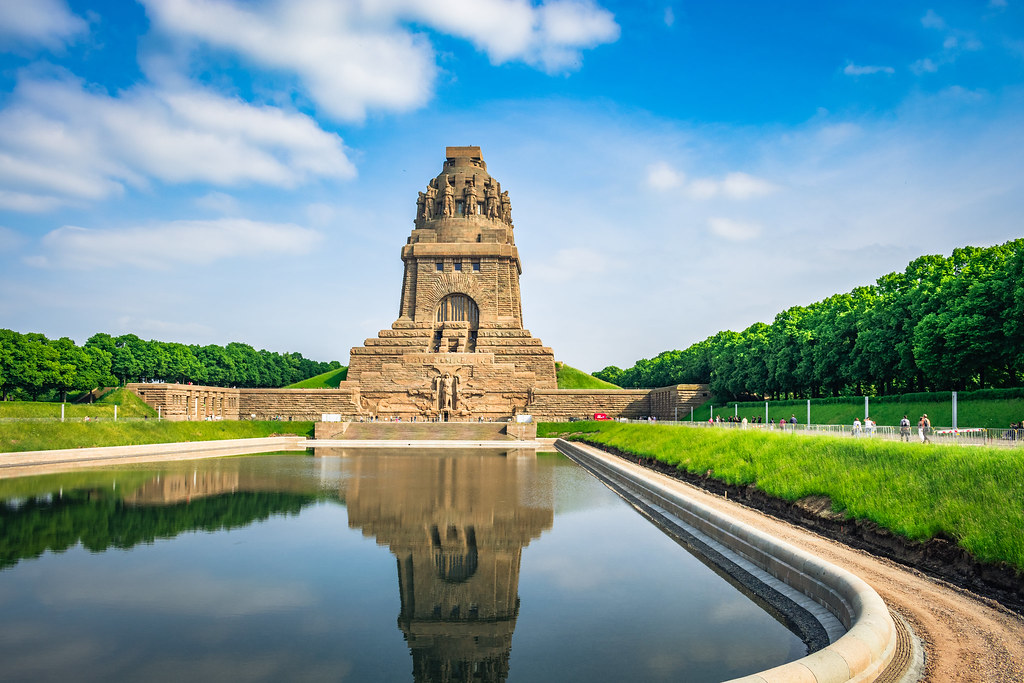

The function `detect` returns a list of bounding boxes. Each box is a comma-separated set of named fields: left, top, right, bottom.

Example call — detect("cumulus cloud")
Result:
left=647, top=163, right=777, bottom=199
left=646, top=161, right=685, bottom=190
left=0, top=74, right=354, bottom=211
left=843, top=63, right=895, bottom=76
left=0, top=0, right=87, bottom=49
left=141, top=0, right=619, bottom=121
left=32, top=218, right=324, bottom=270
left=708, top=217, right=762, bottom=242
left=921, top=9, right=946, bottom=30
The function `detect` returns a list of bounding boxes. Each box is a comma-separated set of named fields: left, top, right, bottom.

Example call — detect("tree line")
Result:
left=0, top=330, right=342, bottom=401
left=594, top=239, right=1024, bottom=400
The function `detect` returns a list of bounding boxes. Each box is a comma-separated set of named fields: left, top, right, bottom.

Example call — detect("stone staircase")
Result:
left=314, top=421, right=525, bottom=441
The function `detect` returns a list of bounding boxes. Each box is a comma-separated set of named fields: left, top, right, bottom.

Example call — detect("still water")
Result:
left=0, top=450, right=806, bottom=682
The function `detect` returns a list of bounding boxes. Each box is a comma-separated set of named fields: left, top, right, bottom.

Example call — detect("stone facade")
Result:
left=128, top=147, right=709, bottom=423
left=345, top=146, right=557, bottom=421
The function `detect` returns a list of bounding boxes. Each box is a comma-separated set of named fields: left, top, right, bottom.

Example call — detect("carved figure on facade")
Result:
left=500, top=190, right=512, bottom=224
left=484, top=182, right=499, bottom=219
left=463, top=179, right=477, bottom=216
left=416, top=192, right=426, bottom=223
left=423, top=182, right=437, bottom=220
left=433, top=372, right=459, bottom=412
left=441, top=177, right=455, bottom=218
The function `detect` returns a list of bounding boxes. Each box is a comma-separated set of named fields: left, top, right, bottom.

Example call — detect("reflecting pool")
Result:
left=0, top=450, right=806, bottom=682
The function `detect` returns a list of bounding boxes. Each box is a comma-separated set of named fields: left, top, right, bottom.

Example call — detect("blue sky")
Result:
left=1, top=0, right=1022, bottom=373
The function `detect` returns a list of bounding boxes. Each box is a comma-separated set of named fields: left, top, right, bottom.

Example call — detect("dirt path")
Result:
left=603, top=448, right=1024, bottom=682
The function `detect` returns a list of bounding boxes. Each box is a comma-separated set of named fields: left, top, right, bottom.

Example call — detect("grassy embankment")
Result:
left=0, top=387, right=157, bottom=419
left=0, top=389, right=312, bottom=453
left=541, top=421, right=1024, bottom=572
left=555, top=362, right=620, bottom=389
left=283, top=366, right=348, bottom=388
left=694, top=392, right=1024, bottom=429
left=0, top=420, right=315, bottom=453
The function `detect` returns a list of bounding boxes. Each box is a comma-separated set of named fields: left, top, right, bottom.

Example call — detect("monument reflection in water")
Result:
left=324, top=447, right=552, bottom=683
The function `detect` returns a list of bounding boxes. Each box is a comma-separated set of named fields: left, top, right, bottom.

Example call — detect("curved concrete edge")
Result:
left=0, top=436, right=309, bottom=476
left=556, top=439, right=898, bottom=683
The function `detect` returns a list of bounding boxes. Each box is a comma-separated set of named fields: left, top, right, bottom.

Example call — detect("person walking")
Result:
left=853, top=417, right=862, bottom=437
left=918, top=414, right=932, bottom=443
left=900, top=415, right=911, bottom=442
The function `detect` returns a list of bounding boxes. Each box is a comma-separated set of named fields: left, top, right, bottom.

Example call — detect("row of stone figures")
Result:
left=417, top=177, right=512, bottom=224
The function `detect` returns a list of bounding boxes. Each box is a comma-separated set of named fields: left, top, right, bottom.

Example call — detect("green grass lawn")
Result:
left=552, top=421, right=1024, bottom=572
left=0, top=420, right=315, bottom=453
left=0, top=388, right=157, bottom=420
left=283, top=366, right=348, bottom=388
left=556, top=362, right=620, bottom=389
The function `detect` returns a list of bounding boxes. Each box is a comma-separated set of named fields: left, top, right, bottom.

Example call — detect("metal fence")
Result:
left=623, top=418, right=1024, bottom=448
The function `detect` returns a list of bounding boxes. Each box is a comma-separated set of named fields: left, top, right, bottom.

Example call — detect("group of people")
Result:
left=896, top=414, right=931, bottom=442
left=851, top=417, right=877, bottom=437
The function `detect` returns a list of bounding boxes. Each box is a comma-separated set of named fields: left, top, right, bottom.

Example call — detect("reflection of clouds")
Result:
left=706, top=595, right=760, bottom=625
left=135, top=654, right=352, bottom=683
left=0, top=622, right=105, bottom=679
left=38, top=567, right=316, bottom=616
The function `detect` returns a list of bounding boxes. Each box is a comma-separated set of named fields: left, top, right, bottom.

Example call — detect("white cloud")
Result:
left=646, top=163, right=777, bottom=199
left=911, top=57, right=939, bottom=74
left=708, top=217, right=762, bottom=242
left=0, top=74, right=355, bottom=211
left=843, top=63, right=895, bottom=76
left=664, top=7, right=675, bottom=27
left=141, top=0, right=619, bottom=121
left=685, top=172, right=778, bottom=200
left=0, top=0, right=86, bottom=49
left=194, top=192, right=241, bottom=215
left=33, top=218, right=324, bottom=270
left=647, top=161, right=685, bottom=190
left=921, top=9, right=946, bottom=30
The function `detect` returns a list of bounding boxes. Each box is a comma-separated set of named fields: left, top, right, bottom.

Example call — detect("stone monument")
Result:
left=345, top=146, right=557, bottom=421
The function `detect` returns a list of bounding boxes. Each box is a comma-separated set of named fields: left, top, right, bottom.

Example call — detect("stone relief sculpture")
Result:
left=441, top=178, right=455, bottom=218
left=463, top=179, right=477, bottom=216
left=433, top=372, right=459, bottom=412
left=416, top=192, right=426, bottom=222
left=484, top=183, right=499, bottom=219
left=423, top=183, right=437, bottom=220
left=500, top=190, right=512, bottom=224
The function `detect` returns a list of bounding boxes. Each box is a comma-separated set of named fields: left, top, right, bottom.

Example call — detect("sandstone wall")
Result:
left=237, top=388, right=362, bottom=421
left=129, top=384, right=362, bottom=422
left=525, top=384, right=709, bottom=421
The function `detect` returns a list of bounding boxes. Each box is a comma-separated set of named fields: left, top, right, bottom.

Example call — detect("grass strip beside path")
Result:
left=0, top=421, right=315, bottom=453
left=559, top=422, right=1024, bottom=573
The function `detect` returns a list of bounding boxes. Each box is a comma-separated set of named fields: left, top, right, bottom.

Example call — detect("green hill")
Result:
left=556, top=362, right=620, bottom=389
left=283, top=366, right=348, bottom=389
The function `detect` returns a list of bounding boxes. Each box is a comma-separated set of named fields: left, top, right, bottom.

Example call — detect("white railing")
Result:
left=620, top=419, right=1024, bottom=448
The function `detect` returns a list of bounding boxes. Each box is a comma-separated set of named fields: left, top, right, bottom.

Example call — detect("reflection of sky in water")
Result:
left=0, top=453, right=805, bottom=682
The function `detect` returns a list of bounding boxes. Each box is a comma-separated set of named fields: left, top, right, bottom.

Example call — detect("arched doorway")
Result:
left=432, top=294, right=479, bottom=353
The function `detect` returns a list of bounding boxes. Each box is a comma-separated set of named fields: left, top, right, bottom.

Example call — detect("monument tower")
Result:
left=345, top=146, right=557, bottom=420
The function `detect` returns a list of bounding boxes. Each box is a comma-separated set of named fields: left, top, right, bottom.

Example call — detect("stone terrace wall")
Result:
left=526, top=384, right=710, bottom=422
left=238, top=388, right=362, bottom=421
left=129, top=384, right=363, bottom=422
left=646, top=384, right=711, bottom=421
left=527, top=389, right=652, bottom=421
left=128, top=383, right=241, bottom=421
